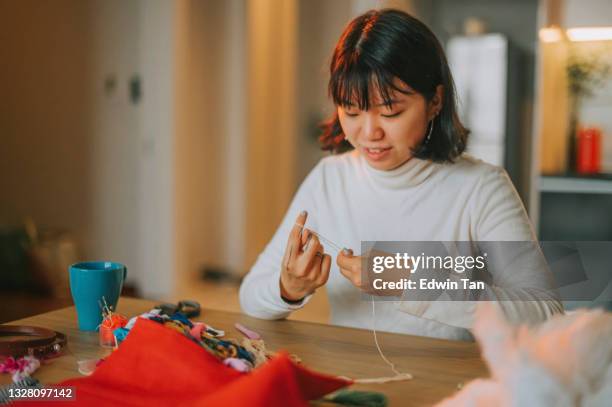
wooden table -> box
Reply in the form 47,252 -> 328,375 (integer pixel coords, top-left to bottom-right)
1,297 -> 488,406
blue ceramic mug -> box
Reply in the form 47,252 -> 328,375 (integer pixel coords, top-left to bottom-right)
69,262 -> 127,331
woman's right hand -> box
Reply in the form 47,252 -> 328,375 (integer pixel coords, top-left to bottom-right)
279,211 -> 331,302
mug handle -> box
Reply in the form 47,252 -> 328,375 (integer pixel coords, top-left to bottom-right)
123,266 -> 128,282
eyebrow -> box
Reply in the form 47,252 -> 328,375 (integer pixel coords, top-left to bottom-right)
375,100 -> 401,107
342,99 -> 402,107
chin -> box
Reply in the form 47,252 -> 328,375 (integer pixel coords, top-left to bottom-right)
365,158 -> 397,171
361,147 -> 413,171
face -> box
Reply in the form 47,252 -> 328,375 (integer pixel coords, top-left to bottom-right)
337,80 -> 442,171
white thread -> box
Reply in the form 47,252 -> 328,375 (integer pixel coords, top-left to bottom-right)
294,222 -> 343,253
371,297 -> 398,375
367,298 -> 412,381
350,374 -> 412,384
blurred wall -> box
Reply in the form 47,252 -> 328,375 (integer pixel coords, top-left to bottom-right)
89,0 -> 142,293
0,0 -> 299,297
137,0 -> 176,298
0,0 -> 95,255
0,0 -> 177,299
244,0 -> 299,267
174,0 -> 245,288
295,0 -> 351,183
564,0 -> 612,27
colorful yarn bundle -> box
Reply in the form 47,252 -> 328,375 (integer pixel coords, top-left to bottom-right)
0,355 -> 40,382
112,308 -> 259,373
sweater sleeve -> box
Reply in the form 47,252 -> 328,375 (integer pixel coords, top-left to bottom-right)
239,161 -> 323,320
398,166 -> 563,329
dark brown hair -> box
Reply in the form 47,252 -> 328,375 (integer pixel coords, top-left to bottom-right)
319,9 -> 469,162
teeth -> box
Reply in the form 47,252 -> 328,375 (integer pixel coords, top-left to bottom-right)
368,148 -> 386,153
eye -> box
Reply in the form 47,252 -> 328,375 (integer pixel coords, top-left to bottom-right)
382,111 -> 404,118
341,107 -> 359,117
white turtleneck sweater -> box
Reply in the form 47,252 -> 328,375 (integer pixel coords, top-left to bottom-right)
239,150 -> 563,340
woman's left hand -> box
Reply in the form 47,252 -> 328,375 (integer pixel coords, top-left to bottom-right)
336,249 -> 366,289
337,249 -> 409,296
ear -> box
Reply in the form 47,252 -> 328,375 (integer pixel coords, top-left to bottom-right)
428,85 -> 444,120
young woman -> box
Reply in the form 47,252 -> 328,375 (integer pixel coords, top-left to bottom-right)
239,9 -> 562,340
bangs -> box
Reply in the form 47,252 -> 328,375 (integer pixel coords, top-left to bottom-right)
329,58 -> 412,110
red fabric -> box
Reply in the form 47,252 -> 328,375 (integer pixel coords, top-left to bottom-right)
16,318 -> 349,406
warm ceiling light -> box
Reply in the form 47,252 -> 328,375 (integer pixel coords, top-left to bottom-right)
539,27 -> 564,43
566,27 -> 612,42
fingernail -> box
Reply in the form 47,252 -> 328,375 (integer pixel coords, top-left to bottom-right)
300,210 -> 307,216
342,248 -> 353,256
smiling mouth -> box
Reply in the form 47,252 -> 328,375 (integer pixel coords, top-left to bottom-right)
363,146 -> 392,161
364,147 -> 392,153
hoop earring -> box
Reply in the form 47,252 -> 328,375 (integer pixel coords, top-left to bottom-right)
424,117 -> 435,145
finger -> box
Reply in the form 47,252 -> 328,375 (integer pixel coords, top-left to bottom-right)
304,241 -> 324,274
294,236 -> 319,278
315,254 -> 331,286
306,245 -> 325,279
338,267 -> 360,287
300,229 -> 311,252
299,235 -> 322,272
303,234 -> 320,257
338,266 -> 353,281
337,252 -> 362,288
281,240 -> 292,271
336,250 -> 359,272
282,235 -> 295,272
306,252 -> 323,281
289,211 -> 308,261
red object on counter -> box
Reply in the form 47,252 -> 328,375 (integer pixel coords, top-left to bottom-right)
576,127 -> 602,174
16,318 -> 349,406
99,314 -> 127,348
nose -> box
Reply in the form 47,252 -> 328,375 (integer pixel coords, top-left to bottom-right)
362,114 -> 384,141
